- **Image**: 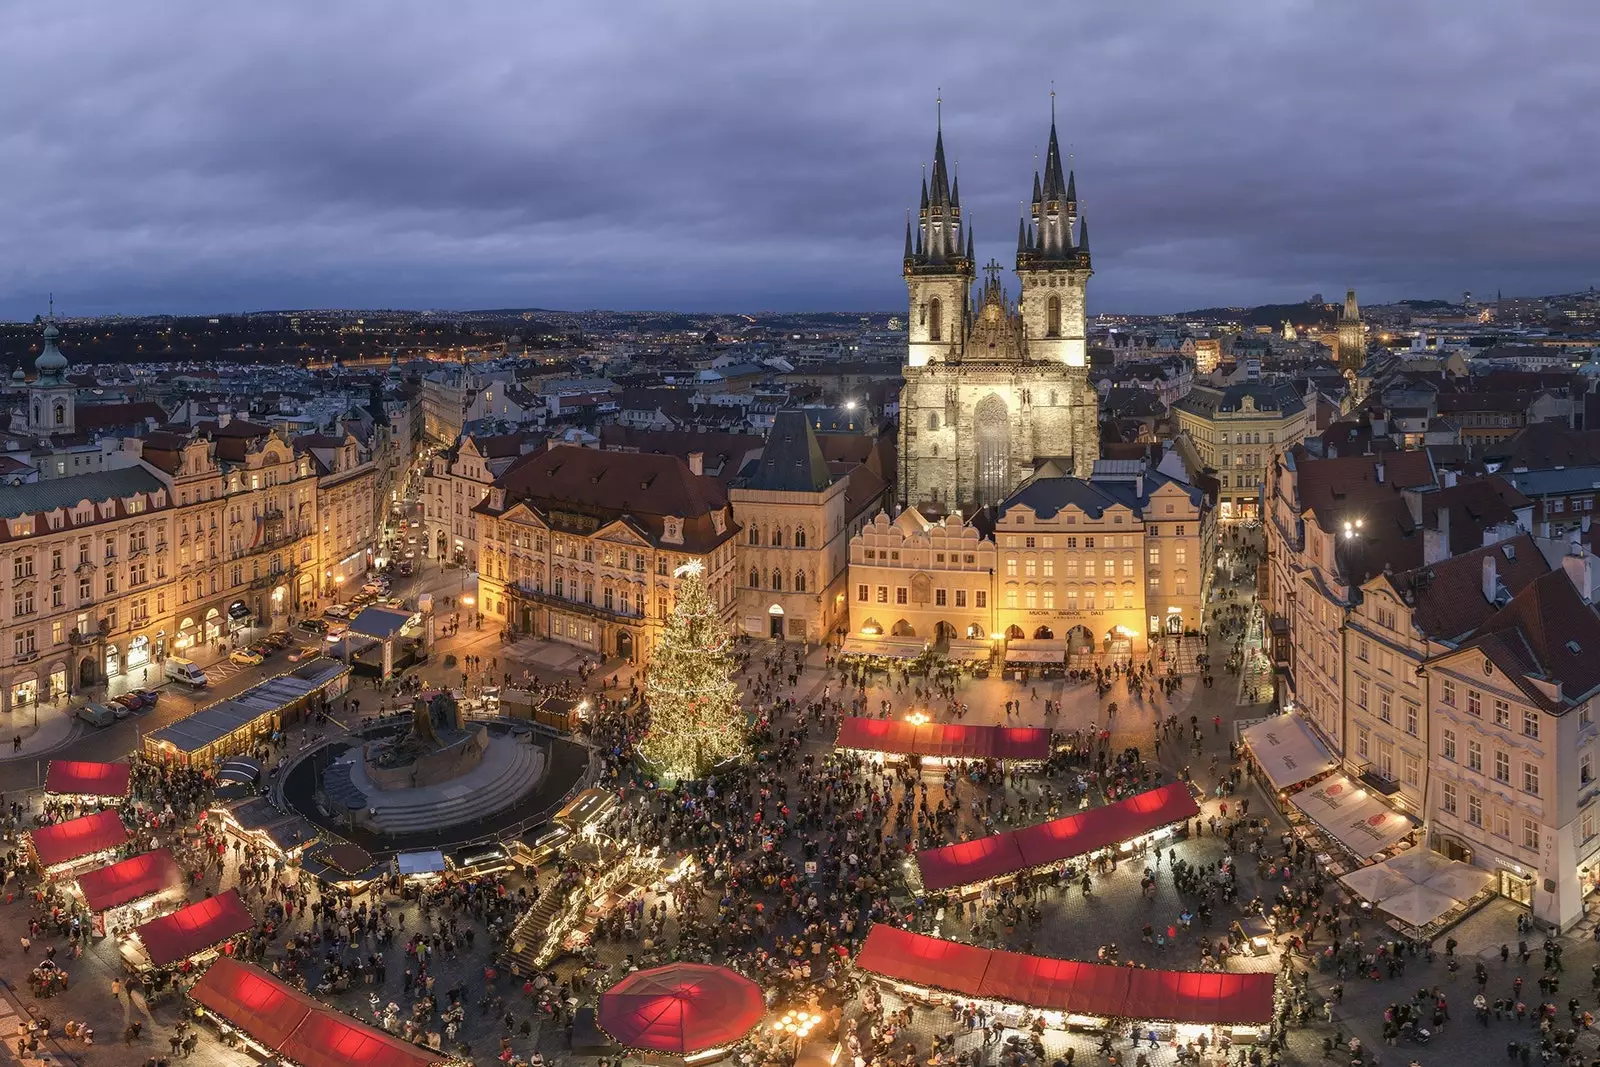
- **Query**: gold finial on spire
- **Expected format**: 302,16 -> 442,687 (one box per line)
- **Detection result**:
936,87 -> 942,130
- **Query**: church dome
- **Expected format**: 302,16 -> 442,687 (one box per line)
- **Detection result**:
10,367 -> 24,383
34,320 -> 69,380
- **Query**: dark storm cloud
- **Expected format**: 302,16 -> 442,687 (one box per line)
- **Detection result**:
4,0 -> 1600,316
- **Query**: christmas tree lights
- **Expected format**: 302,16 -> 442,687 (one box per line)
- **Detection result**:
637,560 -> 749,781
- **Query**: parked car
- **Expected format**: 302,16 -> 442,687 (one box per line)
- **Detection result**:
325,603 -> 351,619
76,703 -> 117,727
264,631 -> 293,649
164,658 -> 208,687
229,649 -> 264,667
247,640 -> 274,657
111,693 -> 145,714
299,618 -> 329,634
130,688 -> 160,709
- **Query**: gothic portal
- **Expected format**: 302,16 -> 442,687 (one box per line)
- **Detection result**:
897,107 -> 1099,513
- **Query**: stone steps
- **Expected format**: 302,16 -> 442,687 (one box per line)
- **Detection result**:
364,740 -> 544,834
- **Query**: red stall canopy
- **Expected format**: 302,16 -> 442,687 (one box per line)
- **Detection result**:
191,957 -> 315,1051
137,889 -> 255,967
30,810 -> 130,868
280,1006 -> 444,1067
836,718 -> 1051,761
192,959 -> 444,1067
852,924 -> 988,997
1124,969 -> 1277,1026
916,783 -> 1199,892
853,926 -> 1276,1025
598,963 -> 767,1055
77,848 -> 182,912
45,760 -> 131,798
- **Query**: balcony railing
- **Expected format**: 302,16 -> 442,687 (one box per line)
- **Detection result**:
1356,762 -> 1402,796
509,580 -> 644,623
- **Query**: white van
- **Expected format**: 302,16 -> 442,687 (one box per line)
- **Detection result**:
164,657 -> 208,687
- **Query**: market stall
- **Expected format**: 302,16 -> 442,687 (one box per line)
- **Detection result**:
74,848 -> 184,933
28,810 -> 131,877
1287,774 -> 1416,869
129,889 -> 255,970
915,782 -> 1200,893
835,717 -> 1050,763
854,926 -> 1276,1037
44,760 -> 131,800
1239,713 -> 1335,792
597,962 -> 766,1061
212,795 -> 320,862
144,658 -> 351,767
395,851 -> 447,884
840,635 -> 928,660
190,957 -> 451,1067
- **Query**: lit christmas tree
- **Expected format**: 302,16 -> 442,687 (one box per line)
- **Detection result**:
637,560 -> 749,781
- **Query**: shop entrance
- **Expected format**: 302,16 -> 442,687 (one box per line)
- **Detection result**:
769,604 -> 785,639
1499,869 -> 1534,908
616,630 -> 634,660
104,645 -> 121,678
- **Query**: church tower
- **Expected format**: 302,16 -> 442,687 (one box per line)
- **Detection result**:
27,315 -> 75,437
896,100 -> 1102,513
904,108 -> 974,369
1336,288 -> 1364,373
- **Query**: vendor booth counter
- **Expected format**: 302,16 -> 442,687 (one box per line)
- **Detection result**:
44,760 -> 131,800
854,926 -> 1276,1029
190,957 -> 451,1067
915,782 -> 1200,893
836,717 -> 1051,762
76,848 -> 183,917
28,810 -> 131,874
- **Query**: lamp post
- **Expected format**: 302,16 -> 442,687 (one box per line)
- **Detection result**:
770,1010 -> 820,1056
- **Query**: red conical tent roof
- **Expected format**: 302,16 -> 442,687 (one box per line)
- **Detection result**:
598,963 -> 765,1055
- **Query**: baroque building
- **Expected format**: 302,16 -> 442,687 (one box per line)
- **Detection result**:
897,110 -> 1099,513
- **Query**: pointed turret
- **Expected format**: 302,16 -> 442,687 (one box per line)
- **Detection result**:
1032,171 -> 1042,206
1066,169 -> 1077,206
905,213 -> 914,261
1077,215 -> 1090,258
966,227 -> 974,263
1042,118 -> 1066,200
950,170 -> 960,208
920,176 -> 929,211
930,127 -> 952,205
1017,214 -> 1028,254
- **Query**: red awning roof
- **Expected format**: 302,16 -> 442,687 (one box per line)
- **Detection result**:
280,1006 -> 443,1067
835,717 -> 1050,761
45,760 -> 131,798
916,782 -> 1199,892
30,810 -> 130,868
192,959 -> 443,1067
598,963 -> 767,1055
77,848 -> 182,912
854,927 -> 1275,1025
137,889 -> 255,967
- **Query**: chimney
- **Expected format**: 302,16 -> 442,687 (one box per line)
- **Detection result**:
1564,546 -> 1596,603
1423,509 -> 1451,566
1402,488 -> 1423,525
688,451 -> 704,476
1375,460 -> 1386,485
1443,470 -> 1458,488
217,409 -> 232,429
1482,554 -> 1498,605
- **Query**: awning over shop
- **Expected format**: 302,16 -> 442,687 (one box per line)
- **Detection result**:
44,760 -> 131,798
836,717 -> 1051,762
1337,848 -> 1494,929
137,889 -> 254,967
944,640 -> 993,662
1239,713 -> 1335,790
191,958 -> 443,1067
30,810 -> 130,867
1003,640 -> 1067,664
840,636 -> 928,660
396,851 -> 446,876
916,783 -> 1199,892
854,926 -> 1275,1025
77,848 -> 182,912
1289,775 -> 1414,860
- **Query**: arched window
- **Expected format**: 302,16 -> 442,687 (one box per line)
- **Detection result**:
794,571 -> 807,592
772,527 -> 783,548
927,412 -> 940,431
53,402 -> 65,426
793,527 -> 807,548
748,567 -> 760,588
1047,295 -> 1061,337
748,525 -> 760,545
771,569 -> 783,591
929,298 -> 942,342
975,394 -> 1010,506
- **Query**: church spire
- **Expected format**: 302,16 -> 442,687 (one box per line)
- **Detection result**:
1017,212 -> 1028,254
1077,214 -> 1090,258
905,211 -> 914,261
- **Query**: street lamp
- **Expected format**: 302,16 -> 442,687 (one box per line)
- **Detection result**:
770,1010 -> 819,1052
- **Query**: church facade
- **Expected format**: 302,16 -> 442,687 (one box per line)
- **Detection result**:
897,111 -> 1100,514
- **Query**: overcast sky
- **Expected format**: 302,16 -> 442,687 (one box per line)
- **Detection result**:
5,1 -> 1600,318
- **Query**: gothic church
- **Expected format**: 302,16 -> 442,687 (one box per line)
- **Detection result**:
897,108 -> 1100,513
